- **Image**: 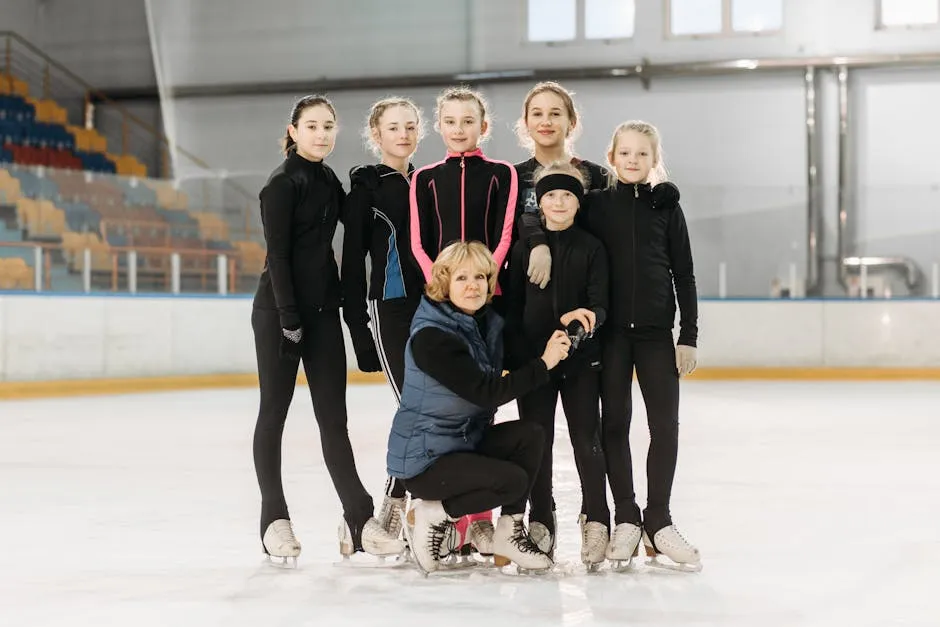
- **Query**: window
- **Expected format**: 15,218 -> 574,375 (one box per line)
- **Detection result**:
878,0 -> 940,27
527,0 -> 635,42
668,0 -> 783,37
585,0 -> 636,39
527,0 -> 577,42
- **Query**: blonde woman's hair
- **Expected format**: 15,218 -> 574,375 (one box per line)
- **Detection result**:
433,85 -> 492,144
425,241 -> 498,304
362,96 -> 425,157
606,120 -> 669,186
514,81 -> 582,154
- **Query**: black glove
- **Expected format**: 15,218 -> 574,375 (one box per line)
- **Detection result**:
349,325 -> 382,372
651,181 -> 680,210
279,326 -> 303,361
349,165 -> 381,191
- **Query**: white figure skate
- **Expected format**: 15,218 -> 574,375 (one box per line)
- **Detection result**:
262,519 -> 301,568
402,500 -> 463,576
335,517 -> 406,569
529,521 -> 555,559
643,525 -> 702,573
579,515 -> 609,572
492,514 -> 553,574
377,495 -> 405,538
606,522 -> 642,573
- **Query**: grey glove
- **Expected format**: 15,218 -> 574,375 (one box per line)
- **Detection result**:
527,244 -> 552,289
675,344 -> 697,377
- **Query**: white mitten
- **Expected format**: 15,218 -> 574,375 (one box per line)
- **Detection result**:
527,245 -> 552,289
675,344 -> 697,377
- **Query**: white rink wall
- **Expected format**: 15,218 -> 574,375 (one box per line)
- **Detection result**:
0,294 -> 938,382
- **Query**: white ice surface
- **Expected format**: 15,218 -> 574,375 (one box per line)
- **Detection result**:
1,381 -> 939,626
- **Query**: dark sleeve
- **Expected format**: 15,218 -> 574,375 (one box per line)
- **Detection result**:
504,242 -> 531,369
340,185 -> 372,329
668,205 -> 699,347
410,170 -> 436,281
259,174 -> 299,329
518,210 -> 547,250
411,327 -> 550,409
585,240 -> 609,329
488,163 -> 518,270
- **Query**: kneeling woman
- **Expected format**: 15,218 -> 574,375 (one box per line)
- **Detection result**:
386,241 -> 571,573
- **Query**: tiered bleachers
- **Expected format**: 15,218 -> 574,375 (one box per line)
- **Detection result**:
0,163 -> 264,291
0,69 -> 261,292
1,71 -> 147,177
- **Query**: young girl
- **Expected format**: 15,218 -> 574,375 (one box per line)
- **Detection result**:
252,95 -> 403,565
341,96 -> 425,539
409,86 -> 519,557
505,161 -> 611,570
520,121 -> 701,572
512,82 -> 609,291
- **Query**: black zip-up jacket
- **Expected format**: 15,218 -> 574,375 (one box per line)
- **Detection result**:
505,225 -> 609,375
514,156 -> 609,250
341,163 -> 424,330
410,148 -> 518,282
252,151 -> 345,328
519,180 -> 698,346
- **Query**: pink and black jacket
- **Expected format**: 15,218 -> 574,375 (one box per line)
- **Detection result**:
409,148 -> 518,285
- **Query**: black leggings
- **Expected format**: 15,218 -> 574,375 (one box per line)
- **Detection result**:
252,307 -> 373,540
369,297 -> 419,500
403,421 -> 544,518
601,328 -> 680,534
517,370 -> 610,534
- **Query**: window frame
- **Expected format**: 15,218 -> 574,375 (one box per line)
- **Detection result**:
664,0 -> 784,39
524,0 -> 636,45
875,0 -> 940,30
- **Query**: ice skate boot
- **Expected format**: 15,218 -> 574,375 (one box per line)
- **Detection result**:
466,511 -> 495,558
376,495 -> 405,538
262,518 -> 301,568
606,522 -> 642,572
579,514 -> 609,572
492,514 -> 553,574
643,524 -> 702,573
403,500 -> 458,575
528,521 -> 555,559
336,516 -> 406,568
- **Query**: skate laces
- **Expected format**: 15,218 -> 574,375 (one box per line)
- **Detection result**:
583,522 -> 607,547
379,498 -> 404,537
469,520 -> 494,542
429,520 -> 455,560
510,519 -> 544,555
272,519 -> 298,545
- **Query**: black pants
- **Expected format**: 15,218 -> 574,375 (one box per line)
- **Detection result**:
600,327 -> 680,534
252,307 -> 373,540
517,370 -> 610,534
369,297 -> 419,499
403,421 -> 544,518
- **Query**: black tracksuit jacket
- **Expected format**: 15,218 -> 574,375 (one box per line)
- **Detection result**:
341,163 -> 424,330
409,148 -> 517,282
253,151 -> 345,328
519,181 -> 698,346
505,224 -> 609,375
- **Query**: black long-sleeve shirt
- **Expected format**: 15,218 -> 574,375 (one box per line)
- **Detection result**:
411,326 -> 549,409
253,151 -> 345,328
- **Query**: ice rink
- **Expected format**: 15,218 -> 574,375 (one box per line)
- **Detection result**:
2,380 -> 938,627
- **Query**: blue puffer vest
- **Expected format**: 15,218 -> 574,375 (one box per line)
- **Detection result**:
386,296 -> 504,479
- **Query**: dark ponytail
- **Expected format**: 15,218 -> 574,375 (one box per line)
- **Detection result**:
280,94 -> 337,156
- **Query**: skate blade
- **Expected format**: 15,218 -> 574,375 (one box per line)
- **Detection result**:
264,554 -> 299,569
333,553 -> 408,569
646,555 -> 703,573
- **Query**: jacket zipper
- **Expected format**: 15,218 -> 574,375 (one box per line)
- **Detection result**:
460,155 -> 466,240
631,185 -> 637,329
